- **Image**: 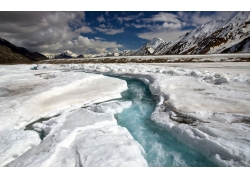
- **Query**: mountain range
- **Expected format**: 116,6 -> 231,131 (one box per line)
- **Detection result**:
0,11 -> 249,64
127,11 -> 250,56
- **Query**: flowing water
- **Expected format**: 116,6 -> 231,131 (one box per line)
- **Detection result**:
115,76 -> 217,167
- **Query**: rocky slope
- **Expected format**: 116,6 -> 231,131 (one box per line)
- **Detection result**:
127,11 -> 250,56
0,38 -> 48,64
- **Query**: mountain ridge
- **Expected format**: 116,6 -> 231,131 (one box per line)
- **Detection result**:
0,38 -> 48,64
126,11 -> 250,56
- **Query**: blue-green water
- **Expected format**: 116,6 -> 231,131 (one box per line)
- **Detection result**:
115,77 -> 217,167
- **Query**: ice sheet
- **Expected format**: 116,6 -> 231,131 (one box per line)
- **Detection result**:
53,62 -> 250,166
7,101 -> 147,167
1,65 -> 148,166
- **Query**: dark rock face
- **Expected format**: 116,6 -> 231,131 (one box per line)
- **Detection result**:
76,54 -> 84,58
0,37 -> 48,64
221,36 -> 250,53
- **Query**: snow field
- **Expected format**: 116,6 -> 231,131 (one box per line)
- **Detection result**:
47,62 -> 250,166
8,101 -> 147,167
0,65 -> 147,166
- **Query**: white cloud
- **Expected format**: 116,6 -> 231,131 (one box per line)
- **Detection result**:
134,12 -> 185,42
131,23 -> 149,28
177,11 -> 237,26
0,12 -> 85,51
75,26 -> 93,33
0,12 -> 123,54
97,15 -> 105,23
162,22 -> 182,29
99,24 -> 106,28
94,37 -> 105,40
95,27 -> 124,35
30,35 -> 123,54
146,12 -> 181,23
73,36 -> 123,54
109,47 -> 119,53
137,30 -> 189,42
116,13 -> 144,24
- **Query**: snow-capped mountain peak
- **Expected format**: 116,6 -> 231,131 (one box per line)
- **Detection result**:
60,50 -> 77,58
132,37 -> 167,56
46,50 -> 78,59
130,11 -> 250,56
145,37 -> 165,53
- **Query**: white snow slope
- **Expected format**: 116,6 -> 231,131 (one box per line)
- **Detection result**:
128,12 -> 250,56
0,65 -> 147,167
42,62 -> 250,167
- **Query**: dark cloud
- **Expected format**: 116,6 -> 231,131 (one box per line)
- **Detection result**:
0,11 -> 122,54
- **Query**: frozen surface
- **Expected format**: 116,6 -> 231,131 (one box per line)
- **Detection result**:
0,128 -> 40,166
8,101 -> 147,167
47,62 -> 250,166
0,65 -> 147,166
115,77 -> 216,166
43,53 -> 250,63
0,65 -> 127,131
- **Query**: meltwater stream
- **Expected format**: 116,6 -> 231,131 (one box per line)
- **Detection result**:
115,76 -> 216,167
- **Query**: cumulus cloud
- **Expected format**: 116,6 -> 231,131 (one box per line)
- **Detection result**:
75,26 -> 93,33
94,37 -> 105,40
116,13 -> 144,24
162,22 -> 182,29
177,11 -> 238,26
0,12 -> 122,54
74,36 -> 122,54
97,15 -> 105,23
31,36 -> 123,54
135,11 -> 234,42
131,23 -> 150,28
137,30 -> 189,42
109,47 -> 119,53
145,12 -> 181,24
95,27 -> 124,35
135,11 -> 237,43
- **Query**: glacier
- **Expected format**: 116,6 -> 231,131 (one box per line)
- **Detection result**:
1,61 -> 250,167
0,65 -> 147,166
41,61 -> 250,166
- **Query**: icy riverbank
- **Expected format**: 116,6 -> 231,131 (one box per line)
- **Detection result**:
0,65 -> 147,166
42,62 -> 250,166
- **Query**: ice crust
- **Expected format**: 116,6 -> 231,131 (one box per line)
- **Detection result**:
46,62 -> 250,166
0,65 -> 147,166
7,101 -> 147,167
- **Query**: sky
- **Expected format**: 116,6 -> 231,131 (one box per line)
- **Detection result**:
0,11 -> 238,55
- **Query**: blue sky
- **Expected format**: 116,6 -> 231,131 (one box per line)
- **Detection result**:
0,11 -> 238,55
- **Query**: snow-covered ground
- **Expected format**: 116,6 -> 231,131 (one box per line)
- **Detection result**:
43,53 -> 250,63
1,62 -> 250,167
38,62 -> 250,167
0,65 -> 147,166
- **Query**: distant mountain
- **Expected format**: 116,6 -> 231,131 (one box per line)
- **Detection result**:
76,54 -> 84,58
119,49 -> 136,56
46,51 -> 119,59
54,50 -> 78,59
132,38 -> 169,56
0,37 -> 48,64
127,11 -> 250,56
